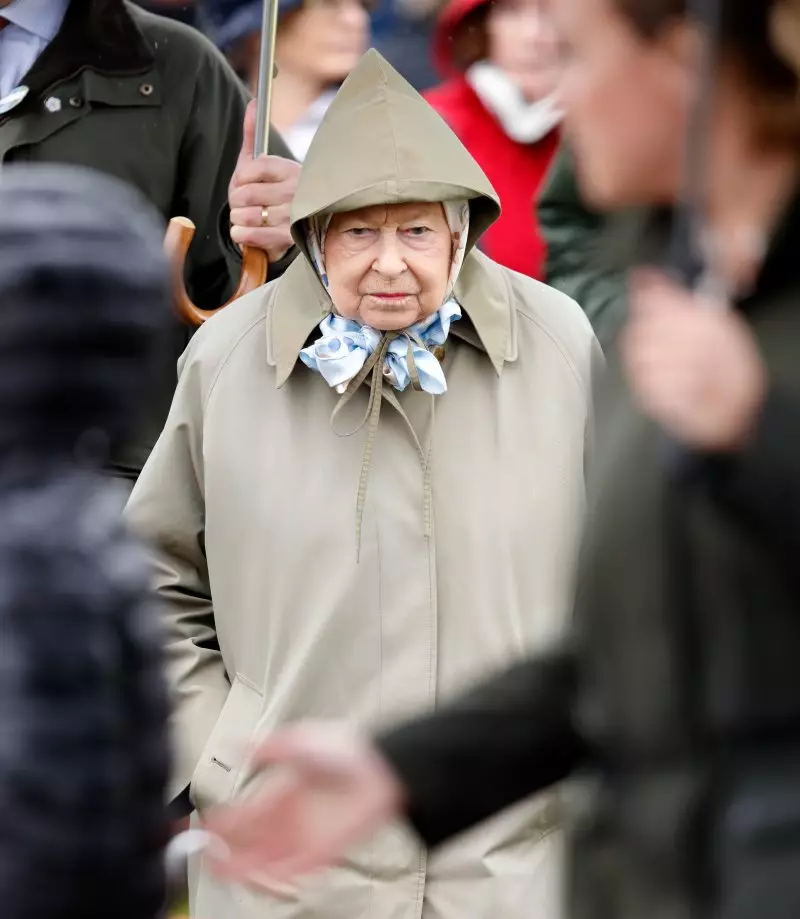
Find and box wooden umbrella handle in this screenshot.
[164,217,268,327]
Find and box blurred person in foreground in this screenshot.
[199,0,369,161]
[0,164,171,919]
[0,0,299,485]
[208,2,800,917]
[127,48,598,919]
[425,0,562,277]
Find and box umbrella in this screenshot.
[163,0,280,326]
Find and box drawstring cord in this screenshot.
[330,330,435,559]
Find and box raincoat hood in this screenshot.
[289,49,500,260]
[274,50,507,386]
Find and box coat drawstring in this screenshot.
[330,330,434,559]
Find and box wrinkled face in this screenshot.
[551,0,693,209]
[324,203,453,330]
[276,0,369,85]
[487,0,562,102]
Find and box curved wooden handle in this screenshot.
[163,216,268,327]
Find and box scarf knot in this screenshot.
[300,299,461,395]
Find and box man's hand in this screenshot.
[621,271,767,451]
[206,721,404,890]
[228,100,299,264]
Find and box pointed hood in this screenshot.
[273,50,511,387]
[289,49,501,263]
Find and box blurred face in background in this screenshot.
[550,0,692,209]
[276,0,369,86]
[486,0,562,102]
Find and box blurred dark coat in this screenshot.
[381,193,800,919]
[0,0,295,483]
[538,144,626,348]
[0,164,173,919]
[0,474,171,919]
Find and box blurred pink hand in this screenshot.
[228,100,299,263]
[206,722,404,888]
[621,271,766,451]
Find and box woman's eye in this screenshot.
[404,226,431,237]
[345,227,374,238]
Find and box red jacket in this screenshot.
[424,0,559,278]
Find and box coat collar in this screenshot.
[269,249,514,388]
[18,0,153,102]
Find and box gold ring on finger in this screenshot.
[261,206,270,228]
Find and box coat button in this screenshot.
[68,96,83,108]
[44,96,62,113]
[139,83,154,97]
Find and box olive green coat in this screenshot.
[0,0,294,481]
[537,145,626,349]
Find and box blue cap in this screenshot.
[197,0,304,50]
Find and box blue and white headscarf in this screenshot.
[300,200,470,395]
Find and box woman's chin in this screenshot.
[360,302,425,331]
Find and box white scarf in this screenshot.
[466,61,563,144]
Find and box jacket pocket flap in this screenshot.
[190,674,263,814]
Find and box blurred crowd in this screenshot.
[140,0,561,275]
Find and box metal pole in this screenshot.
[253,0,280,157]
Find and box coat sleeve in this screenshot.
[537,144,626,349]
[706,385,800,564]
[175,39,297,312]
[126,334,230,803]
[376,648,586,848]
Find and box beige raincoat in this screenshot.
[128,49,600,919]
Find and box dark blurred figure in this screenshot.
[425,0,561,276]
[199,0,368,160]
[370,0,439,91]
[0,164,172,919]
[0,0,298,485]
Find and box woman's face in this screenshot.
[324,203,453,330]
[276,0,369,86]
[551,0,693,209]
[487,0,562,102]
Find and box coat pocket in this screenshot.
[189,674,263,815]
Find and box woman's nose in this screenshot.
[372,234,406,277]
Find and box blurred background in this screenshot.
[140,0,562,279]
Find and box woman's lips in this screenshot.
[368,293,413,300]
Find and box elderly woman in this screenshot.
[209,2,800,919]
[127,49,597,919]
